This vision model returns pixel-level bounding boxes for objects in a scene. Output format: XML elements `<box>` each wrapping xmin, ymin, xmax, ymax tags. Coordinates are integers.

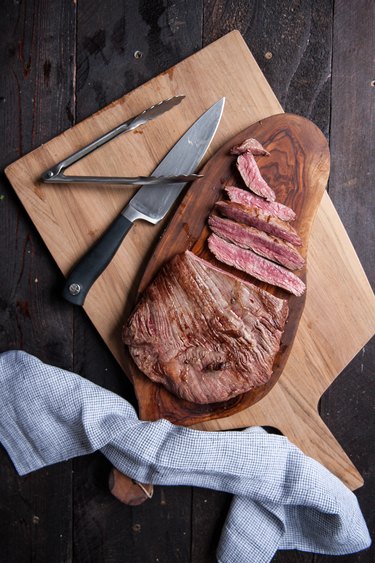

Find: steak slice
<box><xmin>236</xmin><ymin>151</ymin><xmax>276</xmax><ymax>201</ymax></box>
<box><xmin>230</xmin><ymin>137</ymin><xmax>270</xmax><ymax>156</ymax></box>
<box><xmin>123</xmin><ymin>251</ymin><xmax>289</xmax><ymax>404</ymax></box>
<box><xmin>216</xmin><ymin>201</ymin><xmax>302</xmax><ymax>246</ymax></box>
<box><xmin>225</xmin><ymin>186</ymin><xmax>296</xmax><ymax>222</ymax></box>
<box><xmin>208</xmin><ymin>215</ymin><xmax>305</xmax><ymax>270</ymax></box>
<box><xmin>208</xmin><ymin>234</ymin><xmax>306</xmax><ymax>296</ymax></box>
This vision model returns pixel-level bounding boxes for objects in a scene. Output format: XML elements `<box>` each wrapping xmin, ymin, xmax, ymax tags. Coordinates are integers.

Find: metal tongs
<box><xmin>41</xmin><ymin>95</ymin><xmax>202</xmax><ymax>186</ymax></box>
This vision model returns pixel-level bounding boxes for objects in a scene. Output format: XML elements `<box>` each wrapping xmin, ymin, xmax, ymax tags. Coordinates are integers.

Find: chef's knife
<box><xmin>62</xmin><ymin>97</ymin><xmax>225</xmax><ymax>306</ymax></box>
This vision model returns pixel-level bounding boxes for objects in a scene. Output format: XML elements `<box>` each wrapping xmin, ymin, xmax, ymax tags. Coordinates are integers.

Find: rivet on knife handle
<box><xmin>62</xmin><ymin>215</ymin><xmax>133</xmax><ymax>306</ymax></box>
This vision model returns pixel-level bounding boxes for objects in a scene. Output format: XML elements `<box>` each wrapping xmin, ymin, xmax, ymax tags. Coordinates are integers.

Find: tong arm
<box><xmin>42</xmin><ymin>173</ymin><xmax>202</xmax><ymax>186</ymax></box>
<box><xmin>41</xmin><ymin>95</ymin><xmax>185</xmax><ymax>183</ymax></box>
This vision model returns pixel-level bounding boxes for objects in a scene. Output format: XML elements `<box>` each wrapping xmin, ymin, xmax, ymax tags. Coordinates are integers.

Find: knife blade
<box><xmin>62</xmin><ymin>97</ymin><xmax>225</xmax><ymax>306</ymax></box>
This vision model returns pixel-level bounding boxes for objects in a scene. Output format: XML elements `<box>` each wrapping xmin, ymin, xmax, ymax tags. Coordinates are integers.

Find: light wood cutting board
<box><xmin>5</xmin><ymin>31</ymin><xmax>375</xmax><ymax>490</ymax></box>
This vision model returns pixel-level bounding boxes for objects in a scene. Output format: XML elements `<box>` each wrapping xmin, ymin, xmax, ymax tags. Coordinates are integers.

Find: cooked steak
<box><xmin>236</xmin><ymin>151</ymin><xmax>276</xmax><ymax>201</ymax></box>
<box><xmin>123</xmin><ymin>251</ymin><xmax>289</xmax><ymax>404</ymax></box>
<box><xmin>208</xmin><ymin>234</ymin><xmax>306</xmax><ymax>296</ymax></box>
<box><xmin>230</xmin><ymin>137</ymin><xmax>270</xmax><ymax>156</ymax></box>
<box><xmin>208</xmin><ymin>215</ymin><xmax>305</xmax><ymax>270</ymax></box>
<box><xmin>216</xmin><ymin>201</ymin><xmax>302</xmax><ymax>246</ymax></box>
<box><xmin>225</xmin><ymin>186</ymin><xmax>296</xmax><ymax>222</ymax></box>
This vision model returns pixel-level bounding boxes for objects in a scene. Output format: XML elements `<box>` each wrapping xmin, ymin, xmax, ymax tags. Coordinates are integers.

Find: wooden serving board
<box><xmin>5</xmin><ymin>31</ymin><xmax>375</xmax><ymax>490</ymax></box>
<box><xmin>129</xmin><ymin>113</ymin><xmax>330</xmax><ymax>425</ymax></box>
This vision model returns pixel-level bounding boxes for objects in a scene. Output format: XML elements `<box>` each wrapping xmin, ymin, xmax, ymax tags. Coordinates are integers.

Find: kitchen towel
<box><xmin>0</xmin><ymin>350</ymin><xmax>371</xmax><ymax>562</ymax></box>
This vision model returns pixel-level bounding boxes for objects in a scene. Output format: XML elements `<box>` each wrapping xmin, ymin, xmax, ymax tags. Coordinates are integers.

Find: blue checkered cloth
<box><xmin>0</xmin><ymin>351</ymin><xmax>371</xmax><ymax>562</ymax></box>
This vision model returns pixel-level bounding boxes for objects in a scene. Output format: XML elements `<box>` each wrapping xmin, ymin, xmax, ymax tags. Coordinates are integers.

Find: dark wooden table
<box><xmin>0</xmin><ymin>1</ymin><xmax>374</xmax><ymax>561</ymax></box>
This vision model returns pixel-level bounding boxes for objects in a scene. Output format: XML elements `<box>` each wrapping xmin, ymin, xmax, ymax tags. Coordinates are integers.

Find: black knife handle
<box><xmin>62</xmin><ymin>214</ymin><xmax>133</xmax><ymax>306</ymax></box>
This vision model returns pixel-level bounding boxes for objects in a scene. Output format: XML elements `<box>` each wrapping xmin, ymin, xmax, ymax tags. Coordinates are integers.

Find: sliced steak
<box><xmin>216</xmin><ymin>201</ymin><xmax>302</xmax><ymax>246</ymax></box>
<box><xmin>208</xmin><ymin>215</ymin><xmax>305</xmax><ymax>270</ymax></box>
<box><xmin>123</xmin><ymin>251</ymin><xmax>289</xmax><ymax>404</ymax></box>
<box><xmin>208</xmin><ymin>234</ymin><xmax>306</xmax><ymax>296</ymax></box>
<box><xmin>225</xmin><ymin>186</ymin><xmax>296</xmax><ymax>222</ymax></box>
<box><xmin>236</xmin><ymin>151</ymin><xmax>276</xmax><ymax>201</ymax></box>
<box><xmin>230</xmin><ymin>137</ymin><xmax>270</xmax><ymax>156</ymax></box>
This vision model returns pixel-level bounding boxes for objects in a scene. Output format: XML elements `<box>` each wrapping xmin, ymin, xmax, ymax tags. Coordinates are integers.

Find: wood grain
<box><xmin>130</xmin><ymin>113</ymin><xmax>330</xmax><ymax>424</ymax></box>
<box><xmin>204</xmin><ymin>0</ymin><xmax>333</xmax><ymax>138</ymax></box>
<box><xmin>4</xmin><ymin>31</ymin><xmax>375</xmax><ymax>491</ymax></box>
<box><xmin>0</xmin><ymin>1</ymin><xmax>76</xmax><ymax>562</ymax></box>
<box><xmin>77</xmin><ymin>0</ymin><xmax>203</xmax><ymax>123</ymax></box>
<box><xmin>70</xmin><ymin>5</ymin><xmax>202</xmax><ymax>563</ymax></box>
<box><xmin>1</xmin><ymin>1</ymin><xmax>374</xmax><ymax>562</ymax></box>
<box><xmin>319</xmin><ymin>1</ymin><xmax>375</xmax><ymax>558</ymax></box>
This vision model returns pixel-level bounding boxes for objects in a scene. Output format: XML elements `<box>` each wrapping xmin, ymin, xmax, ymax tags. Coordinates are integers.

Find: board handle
<box><xmin>62</xmin><ymin>214</ymin><xmax>133</xmax><ymax>306</ymax></box>
<box><xmin>109</xmin><ymin>468</ymin><xmax>153</xmax><ymax>506</ymax></box>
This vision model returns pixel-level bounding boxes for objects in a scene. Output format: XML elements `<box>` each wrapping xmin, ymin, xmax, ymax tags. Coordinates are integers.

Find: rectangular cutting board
<box><xmin>5</xmin><ymin>31</ymin><xmax>375</xmax><ymax>490</ymax></box>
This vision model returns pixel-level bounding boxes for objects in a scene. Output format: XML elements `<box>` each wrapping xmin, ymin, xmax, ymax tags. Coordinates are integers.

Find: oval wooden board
<box><xmin>125</xmin><ymin>113</ymin><xmax>330</xmax><ymax>425</ymax></box>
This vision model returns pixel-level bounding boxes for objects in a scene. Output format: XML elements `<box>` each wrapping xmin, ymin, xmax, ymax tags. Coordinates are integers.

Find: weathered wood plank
<box><xmin>318</xmin><ymin>1</ymin><xmax>375</xmax><ymax>561</ymax></box>
<box><xmin>72</xmin><ymin>2</ymin><xmax>203</xmax><ymax>562</ymax></box>
<box><xmin>0</xmin><ymin>454</ymin><xmax>73</xmax><ymax>563</ymax></box>
<box><xmin>73</xmin><ymin>453</ymin><xmax>192</xmax><ymax>563</ymax></box>
<box><xmin>191</xmin><ymin>489</ymin><xmax>231</xmax><ymax>563</ymax></box>
<box><xmin>329</xmin><ymin>0</ymin><xmax>374</xmax><ymax>282</ymax></box>
<box><xmin>76</xmin><ymin>0</ymin><xmax>203</xmax><ymax>121</ymax></box>
<box><xmin>203</xmin><ymin>0</ymin><xmax>333</xmax><ymax>137</ymax></box>
<box><xmin>201</xmin><ymin>2</ymin><xmax>330</xmax><ymax>561</ymax></box>
<box><xmin>1</xmin><ymin>0</ymin><xmax>372</xmax><ymax>561</ymax></box>
<box><xmin>0</xmin><ymin>0</ymin><xmax>76</xmax><ymax>561</ymax></box>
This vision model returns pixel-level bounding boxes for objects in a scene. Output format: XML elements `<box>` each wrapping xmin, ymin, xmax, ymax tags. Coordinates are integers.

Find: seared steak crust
<box><xmin>123</xmin><ymin>251</ymin><xmax>289</xmax><ymax>404</ymax></box>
